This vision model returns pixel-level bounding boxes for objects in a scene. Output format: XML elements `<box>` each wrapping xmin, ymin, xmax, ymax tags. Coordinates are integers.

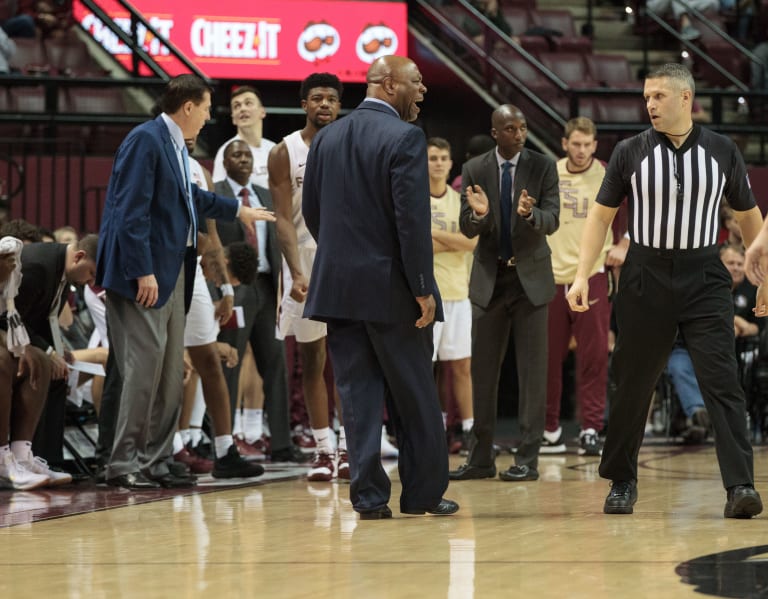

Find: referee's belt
<box><xmin>497</xmin><ymin>256</ymin><xmax>517</xmax><ymax>268</ymax></box>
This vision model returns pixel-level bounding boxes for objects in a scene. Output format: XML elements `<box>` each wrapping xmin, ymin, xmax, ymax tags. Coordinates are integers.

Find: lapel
<box><xmin>252</xmin><ymin>185</ymin><xmax>273</xmax><ymax>211</ymax></box>
<box><xmin>510</xmin><ymin>150</ymin><xmax>529</xmax><ymax>235</ymax></box>
<box><xmin>481</xmin><ymin>151</ymin><xmax>503</xmax><ymax>235</ymax></box>
<box><xmin>155</xmin><ymin>117</ymin><xmax>187</xmax><ymax>198</ymax></box>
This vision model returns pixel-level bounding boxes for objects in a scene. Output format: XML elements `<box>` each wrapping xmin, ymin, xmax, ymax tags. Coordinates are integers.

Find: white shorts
<box><xmin>276</xmin><ymin>246</ymin><xmax>326</xmax><ymax>343</ymax></box>
<box><xmin>433</xmin><ymin>298</ymin><xmax>472</xmax><ymax>361</ymax></box>
<box><xmin>184</xmin><ymin>260</ymin><xmax>220</xmax><ymax>347</ymax></box>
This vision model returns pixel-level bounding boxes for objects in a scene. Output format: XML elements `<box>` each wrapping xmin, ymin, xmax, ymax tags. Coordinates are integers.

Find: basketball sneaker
<box><xmin>578</xmin><ymin>428</ymin><xmax>603</xmax><ymax>456</ymax></box>
<box><xmin>308</xmin><ymin>451</ymin><xmax>334</xmax><ymax>482</ymax></box>
<box><xmin>337</xmin><ymin>449</ymin><xmax>350</xmax><ymax>481</ymax></box>
<box><xmin>540</xmin><ymin>427</ymin><xmax>566</xmax><ymax>454</ymax></box>
<box><xmin>0</xmin><ymin>452</ymin><xmax>49</xmax><ymax>490</ymax></box>
<box><xmin>16</xmin><ymin>455</ymin><xmax>72</xmax><ymax>486</ymax></box>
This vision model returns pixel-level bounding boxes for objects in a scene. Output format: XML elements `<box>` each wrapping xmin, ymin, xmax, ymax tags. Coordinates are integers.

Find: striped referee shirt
<box><xmin>597</xmin><ymin>125</ymin><xmax>755</xmax><ymax>249</ymax></box>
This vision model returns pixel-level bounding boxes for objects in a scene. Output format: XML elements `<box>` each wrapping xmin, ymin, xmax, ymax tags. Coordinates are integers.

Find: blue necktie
<box><xmin>181</xmin><ymin>145</ymin><xmax>197</xmax><ymax>249</ymax></box>
<box><xmin>500</xmin><ymin>161</ymin><xmax>513</xmax><ymax>260</ymax></box>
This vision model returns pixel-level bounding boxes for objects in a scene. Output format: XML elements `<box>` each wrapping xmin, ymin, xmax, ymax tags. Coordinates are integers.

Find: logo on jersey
<box><xmin>355</xmin><ymin>23</ymin><xmax>398</xmax><ymax>63</ymax></box>
<box><xmin>297</xmin><ymin>21</ymin><xmax>340</xmax><ymax>63</ymax></box>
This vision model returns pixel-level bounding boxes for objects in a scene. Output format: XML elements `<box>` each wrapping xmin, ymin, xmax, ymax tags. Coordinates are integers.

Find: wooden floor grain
<box><xmin>2</xmin><ymin>445</ymin><xmax>766</xmax><ymax>598</ymax></box>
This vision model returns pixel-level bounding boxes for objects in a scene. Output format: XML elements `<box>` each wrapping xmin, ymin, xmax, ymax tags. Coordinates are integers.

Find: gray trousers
<box><xmin>105</xmin><ymin>269</ymin><xmax>186</xmax><ymax>479</ymax></box>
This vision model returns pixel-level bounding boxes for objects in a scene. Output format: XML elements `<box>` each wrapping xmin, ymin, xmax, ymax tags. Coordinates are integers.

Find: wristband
<box><xmin>220</xmin><ymin>283</ymin><xmax>235</xmax><ymax>297</ymax></box>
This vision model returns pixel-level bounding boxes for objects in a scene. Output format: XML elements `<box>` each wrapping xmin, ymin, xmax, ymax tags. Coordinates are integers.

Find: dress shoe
<box><xmin>212</xmin><ymin>445</ymin><xmax>265</xmax><ymax>479</ymax></box>
<box><xmin>724</xmin><ymin>484</ymin><xmax>763</xmax><ymax>518</ymax></box>
<box><xmin>168</xmin><ymin>461</ymin><xmax>193</xmax><ymax>478</ymax></box>
<box><xmin>150</xmin><ymin>472</ymin><xmax>197</xmax><ymax>488</ymax></box>
<box><xmin>402</xmin><ymin>498</ymin><xmax>459</xmax><ymax>516</ymax></box>
<box><xmin>358</xmin><ymin>506</ymin><xmax>393</xmax><ymax>520</ymax></box>
<box><xmin>106</xmin><ymin>472</ymin><xmax>161</xmax><ymax>489</ymax></box>
<box><xmin>448</xmin><ymin>463</ymin><xmax>496</xmax><ymax>480</ymax></box>
<box><xmin>499</xmin><ymin>465</ymin><xmax>539</xmax><ymax>482</ymax></box>
<box><xmin>603</xmin><ymin>480</ymin><xmax>638</xmax><ymax>514</ymax></box>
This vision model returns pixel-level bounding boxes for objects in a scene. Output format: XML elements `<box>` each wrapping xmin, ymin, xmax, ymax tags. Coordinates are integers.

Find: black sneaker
<box><xmin>212</xmin><ymin>445</ymin><xmax>265</xmax><ymax>479</ymax></box>
<box><xmin>540</xmin><ymin>429</ymin><xmax>566</xmax><ymax>454</ymax></box>
<box><xmin>603</xmin><ymin>480</ymin><xmax>638</xmax><ymax>514</ymax></box>
<box><xmin>459</xmin><ymin>431</ymin><xmax>472</xmax><ymax>457</ymax></box>
<box><xmin>724</xmin><ymin>484</ymin><xmax>763</xmax><ymax>519</ymax></box>
<box><xmin>578</xmin><ymin>429</ymin><xmax>603</xmax><ymax>456</ymax></box>
<box><xmin>682</xmin><ymin>408</ymin><xmax>711</xmax><ymax>444</ymax></box>
<box><xmin>270</xmin><ymin>445</ymin><xmax>312</xmax><ymax>463</ymax></box>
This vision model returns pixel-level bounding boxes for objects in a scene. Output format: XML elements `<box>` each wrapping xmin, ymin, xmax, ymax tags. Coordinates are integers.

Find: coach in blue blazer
<box><xmin>96</xmin><ymin>75</ymin><xmax>274</xmax><ymax>489</ymax></box>
<box><xmin>302</xmin><ymin>56</ymin><xmax>457</xmax><ymax>519</ymax></box>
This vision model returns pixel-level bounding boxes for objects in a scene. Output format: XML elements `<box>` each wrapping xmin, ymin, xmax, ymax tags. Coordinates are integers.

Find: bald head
<box><xmin>491</xmin><ymin>104</ymin><xmax>528</xmax><ymax>159</ymax></box>
<box><xmin>365</xmin><ymin>55</ymin><xmax>426</xmax><ymax>122</ymax></box>
<box><xmin>492</xmin><ymin>104</ymin><xmax>524</xmax><ymax>129</ymax></box>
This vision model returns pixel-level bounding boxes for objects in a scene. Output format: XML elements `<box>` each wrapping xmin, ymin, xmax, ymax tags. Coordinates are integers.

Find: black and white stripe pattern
<box><xmin>630</xmin><ymin>144</ymin><xmax>724</xmax><ymax>249</ymax></box>
<box><xmin>598</xmin><ymin>127</ymin><xmax>755</xmax><ymax>250</ymax></box>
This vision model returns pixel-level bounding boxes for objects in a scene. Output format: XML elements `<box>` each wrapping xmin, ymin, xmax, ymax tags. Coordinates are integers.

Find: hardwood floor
<box><xmin>1</xmin><ymin>445</ymin><xmax>766</xmax><ymax>598</ymax></box>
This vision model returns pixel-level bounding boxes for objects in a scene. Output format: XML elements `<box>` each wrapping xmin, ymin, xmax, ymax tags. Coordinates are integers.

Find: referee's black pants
<box><xmin>600</xmin><ymin>243</ymin><xmax>754</xmax><ymax>489</ymax></box>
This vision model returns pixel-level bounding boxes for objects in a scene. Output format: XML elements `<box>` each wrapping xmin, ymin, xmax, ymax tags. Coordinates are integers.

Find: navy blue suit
<box><xmin>96</xmin><ymin>115</ymin><xmax>240</xmax><ymax>480</ymax></box>
<box><xmin>302</xmin><ymin>100</ymin><xmax>448</xmax><ymax>514</ymax></box>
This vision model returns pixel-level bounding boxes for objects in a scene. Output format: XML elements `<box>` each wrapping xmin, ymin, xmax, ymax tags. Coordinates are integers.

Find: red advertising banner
<box><xmin>73</xmin><ymin>0</ymin><xmax>407</xmax><ymax>82</ymax></box>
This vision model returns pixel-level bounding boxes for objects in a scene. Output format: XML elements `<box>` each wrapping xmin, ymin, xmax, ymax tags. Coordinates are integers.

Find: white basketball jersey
<box><xmin>283</xmin><ymin>130</ymin><xmax>314</xmax><ymax>249</ymax></box>
<box><xmin>189</xmin><ymin>156</ymin><xmax>210</xmax><ymax>191</ymax></box>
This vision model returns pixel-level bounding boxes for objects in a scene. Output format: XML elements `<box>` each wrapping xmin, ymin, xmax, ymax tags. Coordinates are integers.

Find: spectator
<box><xmin>212</xmin><ymin>86</ymin><xmax>275</xmax><ymax>189</ymax></box>
<box><xmin>645</xmin><ymin>0</ymin><xmax>719</xmax><ymax>41</ymax></box>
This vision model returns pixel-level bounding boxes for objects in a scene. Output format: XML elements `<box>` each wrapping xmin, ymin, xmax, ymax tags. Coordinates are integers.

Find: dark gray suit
<box><xmin>213</xmin><ymin>179</ymin><xmax>292</xmax><ymax>454</ymax></box>
<box><xmin>459</xmin><ymin>147</ymin><xmax>559</xmax><ymax>470</ymax></box>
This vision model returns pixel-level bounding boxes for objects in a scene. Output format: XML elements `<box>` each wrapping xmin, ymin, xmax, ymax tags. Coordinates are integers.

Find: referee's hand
<box><xmin>566</xmin><ymin>277</ymin><xmax>590</xmax><ymax>312</ymax></box>
<box><xmin>745</xmin><ymin>239</ymin><xmax>768</xmax><ymax>287</ymax></box>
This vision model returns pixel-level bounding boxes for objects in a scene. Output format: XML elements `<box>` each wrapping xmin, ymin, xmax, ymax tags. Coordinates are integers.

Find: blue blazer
<box><xmin>96</xmin><ymin>116</ymin><xmax>239</xmax><ymax>307</ymax></box>
<box><xmin>302</xmin><ymin>100</ymin><xmax>442</xmax><ymax>324</ymax></box>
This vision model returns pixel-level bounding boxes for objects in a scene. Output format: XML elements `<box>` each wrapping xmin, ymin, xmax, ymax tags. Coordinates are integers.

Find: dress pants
<box><xmin>600</xmin><ymin>243</ymin><xmax>753</xmax><ymax>488</ymax></box>
<box><xmin>327</xmin><ymin>319</ymin><xmax>448</xmax><ymax>513</ymax></box>
<box><xmin>105</xmin><ymin>268</ymin><xmax>186</xmax><ymax>479</ymax></box>
<box><xmin>248</xmin><ymin>273</ymin><xmax>291</xmax><ymax>452</ymax></box>
<box><xmin>468</xmin><ymin>265</ymin><xmax>548</xmax><ymax>469</ymax></box>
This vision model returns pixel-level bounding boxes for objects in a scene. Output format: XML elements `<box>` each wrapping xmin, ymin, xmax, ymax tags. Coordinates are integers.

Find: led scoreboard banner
<box><xmin>73</xmin><ymin>0</ymin><xmax>407</xmax><ymax>82</ymax></box>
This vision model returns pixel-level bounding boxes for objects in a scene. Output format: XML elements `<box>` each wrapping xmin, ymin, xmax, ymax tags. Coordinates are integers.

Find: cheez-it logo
<box><xmin>355</xmin><ymin>23</ymin><xmax>398</xmax><ymax>64</ymax></box>
<box><xmin>297</xmin><ymin>21</ymin><xmax>340</xmax><ymax>63</ymax></box>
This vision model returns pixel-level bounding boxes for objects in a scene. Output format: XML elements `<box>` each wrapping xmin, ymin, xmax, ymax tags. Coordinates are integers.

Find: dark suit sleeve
<box><xmin>16</xmin><ymin>262</ymin><xmax>53</xmax><ymax>351</ymax></box>
<box><xmin>392</xmin><ymin>127</ymin><xmax>433</xmax><ymax>298</ymax></box>
<box><xmin>302</xmin><ymin>140</ymin><xmax>321</xmax><ymax>241</ymax></box>
<box><xmin>459</xmin><ymin>160</ymin><xmax>493</xmax><ymax>238</ymax></box>
<box><xmin>527</xmin><ymin>158</ymin><xmax>559</xmax><ymax>235</ymax></box>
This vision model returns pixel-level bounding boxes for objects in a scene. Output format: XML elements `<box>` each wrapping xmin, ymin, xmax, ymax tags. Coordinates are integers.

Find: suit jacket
<box><xmin>213</xmin><ymin>179</ymin><xmax>281</xmax><ymax>291</ymax></box>
<box><xmin>302</xmin><ymin>100</ymin><xmax>442</xmax><ymax>324</ymax></box>
<box><xmin>0</xmin><ymin>242</ymin><xmax>68</xmax><ymax>351</ymax></box>
<box><xmin>96</xmin><ymin>115</ymin><xmax>240</xmax><ymax>308</ymax></box>
<box><xmin>459</xmin><ymin>147</ymin><xmax>560</xmax><ymax>308</ymax></box>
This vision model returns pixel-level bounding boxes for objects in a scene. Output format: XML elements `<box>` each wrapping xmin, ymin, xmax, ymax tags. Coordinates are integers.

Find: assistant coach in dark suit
<box><xmin>97</xmin><ymin>75</ymin><xmax>273</xmax><ymax>489</ymax></box>
<box><xmin>302</xmin><ymin>55</ymin><xmax>457</xmax><ymax>519</ymax></box>
<box><xmin>451</xmin><ymin>104</ymin><xmax>560</xmax><ymax>483</ymax></box>
<box><xmin>213</xmin><ymin>140</ymin><xmax>297</xmax><ymax>463</ymax></box>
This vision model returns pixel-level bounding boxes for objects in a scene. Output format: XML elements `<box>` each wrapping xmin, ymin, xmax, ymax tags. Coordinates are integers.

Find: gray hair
<box><xmin>646</xmin><ymin>63</ymin><xmax>695</xmax><ymax>97</ymax></box>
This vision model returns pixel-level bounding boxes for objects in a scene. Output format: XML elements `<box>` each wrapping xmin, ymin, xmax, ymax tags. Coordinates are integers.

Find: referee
<box><xmin>567</xmin><ymin>63</ymin><xmax>764</xmax><ymax>519</ymax></box>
